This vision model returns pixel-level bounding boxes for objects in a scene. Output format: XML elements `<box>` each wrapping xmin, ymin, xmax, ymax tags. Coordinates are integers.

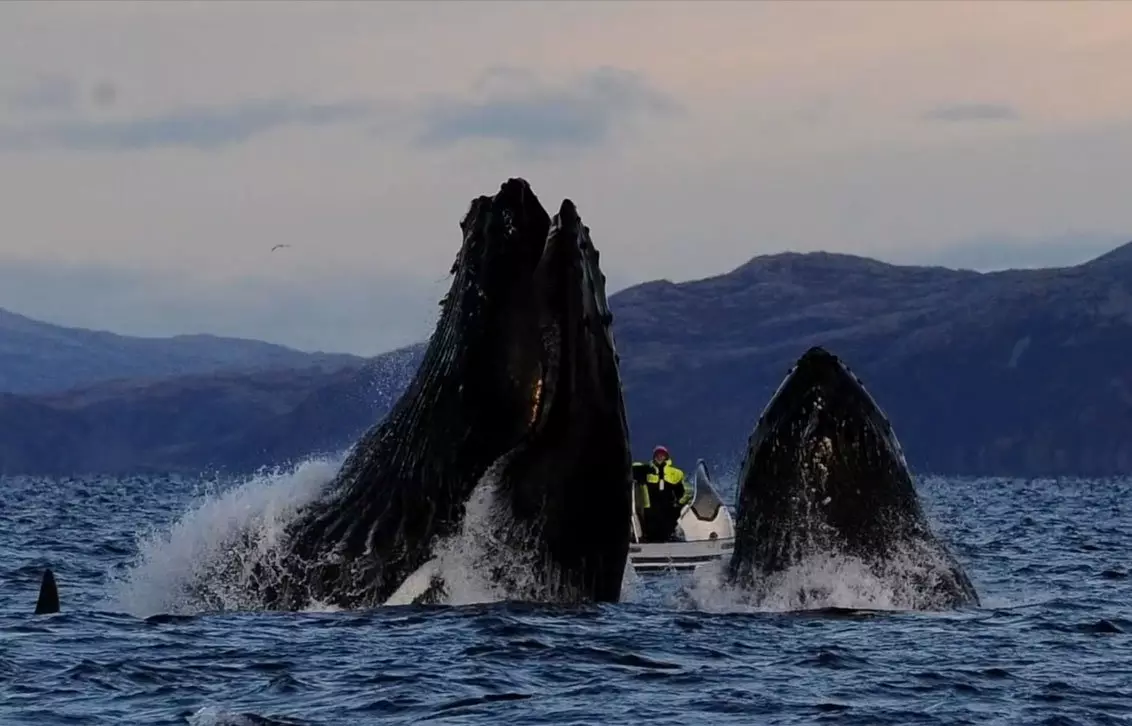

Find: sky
<box><xmin>1</xmin><ymin>1</ymin><xmax>1131</xmax><ymax>356</ymax></box>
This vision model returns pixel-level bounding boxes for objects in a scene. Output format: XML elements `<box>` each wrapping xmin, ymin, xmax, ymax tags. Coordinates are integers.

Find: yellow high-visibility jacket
<box><xmin>633</xmin><ymin>460</ymin><xmax>691</xmax><ymax>510</ymax></box>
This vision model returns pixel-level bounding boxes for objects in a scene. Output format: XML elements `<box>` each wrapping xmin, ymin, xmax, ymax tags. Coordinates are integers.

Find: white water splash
<box><xmin>619</xmin><ymin>557</ymin><xmax>641</xmax><ymax>603</ymax></box>
<box><xmin>427</xmin><ymin>472</ymin><xmax>512</xmax><ymax>605</ymax></box>
<box><xmin>105</xmin><ymin>442</ymin><xmax>969</xmax><ymax>619</ymax></box>
<box><xmin>420</xmin><ymin>464</ymin><xmax>642</xmax><ymax>606</ymax></box>
<box><xmin>682</xmin><ymin>537</ymin><xmax>974</xmax><ymax>614</ymax></box>
<box><xmin>423</xmin><ymin>466</ymin><xmax>560</xmax><ymax>606</ymax></box>
<box><xmin>187</xmin><ymin>705</ymin><xmax>269</xmax><ymax>726</ymax></box>
<box><xmin>107</xmin><ymin>447</ymin><xmax>637</xmax><ymax>617</ymax></box>
<box><xmin>106</xmin><ymin>457</ymin><xmax>343</xmax><ymax>618</ymax></box>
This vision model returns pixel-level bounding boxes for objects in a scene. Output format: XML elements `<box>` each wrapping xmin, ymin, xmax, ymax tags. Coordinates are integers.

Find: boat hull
<box><xmin>628</xmin><ymin>537</ymin><xmax>734</xmax><ymax>573</ymax></box>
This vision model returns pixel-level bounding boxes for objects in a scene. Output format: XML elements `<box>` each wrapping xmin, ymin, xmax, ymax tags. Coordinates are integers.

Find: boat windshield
<box><xmin>687</xmin><ymin>459</ymin><xmax>724</xmax><ymax>521</ymax></box>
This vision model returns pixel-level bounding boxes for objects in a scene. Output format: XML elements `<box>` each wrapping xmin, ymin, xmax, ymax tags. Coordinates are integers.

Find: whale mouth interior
<box><xmin>531</xmin><ymin>322</ymin><xmax>560</xmax><ymax>431</ymax></box>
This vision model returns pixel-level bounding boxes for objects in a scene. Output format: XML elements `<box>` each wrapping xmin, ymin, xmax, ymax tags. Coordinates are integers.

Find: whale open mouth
<box><xmin>377</xmin><ymin>191</ymin><xmax>633</xmax><ymax>608</ymax></box>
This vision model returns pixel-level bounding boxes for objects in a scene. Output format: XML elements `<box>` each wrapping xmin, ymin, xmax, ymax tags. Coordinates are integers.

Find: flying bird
<box><xmin>271</xmin><ymin>244</ymin><xmax>291</xmax><ymax>252</ymax></box>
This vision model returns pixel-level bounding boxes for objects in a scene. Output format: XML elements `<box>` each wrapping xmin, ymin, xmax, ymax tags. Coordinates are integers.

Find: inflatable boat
<box><xmin>628</xmin><ymin>459</ymin><xmax>735</xmax><ymax>573</ymax></box>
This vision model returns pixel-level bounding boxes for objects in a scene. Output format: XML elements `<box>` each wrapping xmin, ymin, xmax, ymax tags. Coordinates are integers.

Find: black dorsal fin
<box><xmin>35</xmin><ymin>568</ymin><xmax>60</xmax><ymax>615</ymax></box>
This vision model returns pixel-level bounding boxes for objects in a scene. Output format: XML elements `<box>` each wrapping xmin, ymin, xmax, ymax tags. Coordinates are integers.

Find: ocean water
<box><xmin>2</xmin><ymin>461</ymin><xmax>1130</xmax><ymax>725</ymax></box>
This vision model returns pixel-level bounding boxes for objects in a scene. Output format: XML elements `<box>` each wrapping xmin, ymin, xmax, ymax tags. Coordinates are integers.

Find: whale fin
<box><xmin>383</xmin><ymin>558</ymin><xmax>447</xmax><ymax>607</ymax></box>
<box><xmin>35</xmin><ymin>568</ymin><xmax>59</xmax><ymax>615</ymax></box>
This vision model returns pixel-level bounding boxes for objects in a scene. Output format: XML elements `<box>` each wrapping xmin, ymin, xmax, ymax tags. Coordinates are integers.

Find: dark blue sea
<box><xmin>2</xmin><ymin>459</ymin><xmax>1130</xmax><ymax>725</ymax></box>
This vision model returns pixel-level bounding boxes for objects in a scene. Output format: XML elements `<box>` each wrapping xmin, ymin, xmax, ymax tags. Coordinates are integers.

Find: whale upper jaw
<box><xmin>748</xmin><ymin>346</ymin><xmax>910</xmax><ymax>474</ymax></box>
<box><xmin>735</xmin><ymin>345</ymin><xmax>923</xmax><ymax>557</ymax></box>
<box><xmin>728</xmin><ymin>346</ymin><xmax>980</xmax><ymax>609</ymax></box>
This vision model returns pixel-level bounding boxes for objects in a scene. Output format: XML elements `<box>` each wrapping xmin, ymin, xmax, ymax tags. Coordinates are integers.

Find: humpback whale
<box><xmin>726</xmin><ymin>346</ymin><xmax>979</xmax><ymax>609</ymax></box>
<box><xmin>249</xmin><ymin>179</ymin><xmax>631</xmax><ymax>609</ymax></box>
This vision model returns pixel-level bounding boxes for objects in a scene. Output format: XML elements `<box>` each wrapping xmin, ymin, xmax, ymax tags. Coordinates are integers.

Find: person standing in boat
<box><xmin>632</xmin><ymin>445</ymin><xmax>693</xmax><ymax>542</ymax></box>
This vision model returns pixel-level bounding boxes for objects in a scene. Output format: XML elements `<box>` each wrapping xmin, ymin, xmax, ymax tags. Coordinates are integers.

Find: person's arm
<box><xmin>678</xmin><ymin>471</ymin><xmax>693</xmax><ymax>506</ymax></box>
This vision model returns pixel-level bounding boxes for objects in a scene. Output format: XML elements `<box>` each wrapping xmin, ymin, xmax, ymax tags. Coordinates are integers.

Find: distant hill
<box><xmin>614</xmin><ymin>243</ymin><xmax>1132</xmax><ymax>477</ymax></box>
<box><xmin>2</xmin><ymin>241</ymin><xmax>1130</xmax><ymax>478</ymax></box>
<box><xmin>0</xmin><ymin>344</ymin><xmax>422</xmax><ymax>476</ymax></box>
<box><xmin>0</xmin><ymin>307</ymin><xmax>365</xmax><ymax>394</ymax></box>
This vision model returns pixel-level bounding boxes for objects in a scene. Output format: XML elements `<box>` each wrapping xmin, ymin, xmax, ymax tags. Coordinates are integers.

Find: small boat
<box><xmin>629</xmin><ymin>458</ymin><xmax>736</xmax><ymax>574</ymax></box>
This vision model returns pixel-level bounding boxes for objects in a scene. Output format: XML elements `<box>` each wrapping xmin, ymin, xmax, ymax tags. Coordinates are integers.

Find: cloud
<box><xmin>0</xmin><ymin>96</ymin><xmax>374</xmax><ymax>153</ymax></box>
<box><xmin>1</xmin><ymin>2</ymin><xmax>1131</xmax><ymax>332</ymax></box>
<box><xmin>922</xmin><ymin>103</ymin><xmax>1021</xmax><ymax>123</ymax></box>
<box><xmin>1</xmin><ymin>65</ymin><xmax>682</xmax><ymax>156</ymax></box>
<box><xmin>414</xmin><ymin>67</ymin><xmax>680</xmax><ymax>153</ymax></box>
<box><xmin>903</xmin><ymin>233</ymin><xmax>1128</xmax><ymax>272</ymax></box>
<box><xmin>3</xmin><ymin>74</ymin><xmax>81</xmax><ymax>113</ymax></box>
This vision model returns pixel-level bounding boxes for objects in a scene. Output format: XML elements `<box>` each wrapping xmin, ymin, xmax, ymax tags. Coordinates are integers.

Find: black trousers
<box><xmin>641</xmin><ymin>486</ymin><xmax>681</xmax><ymax>542</ymax></box>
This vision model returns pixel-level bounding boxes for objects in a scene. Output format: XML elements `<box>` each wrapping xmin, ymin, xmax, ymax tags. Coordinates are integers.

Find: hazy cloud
<box><xmin>0</xmin><ymin>97</ymin><xmax>374</xmax><ymax>153</ymax></box>
<box><xmin>922</xmin><ymin>103</ymin><xmax>1021</xmax><ymax>123</ymax></box>
<box><xmin>91</xmin><ymin>81</ymin><xmax>118</xmax><ymax>108</ymax></box>
<box><xmin>904</xmin><ymin>234</ymin><xmax>1127</xmax><ymax>272</ymax></box>
<box><xmin>3</xmin><ymin>75</ymin><xmax>120</xmax><ymax>115</ymax></box>
<box><xmin>3</xmin><ymin>74</ymin><xmax>80</xmax><ymax>113</ymax></box>
<box><xmin>415</xmin><ymin>67</ymin><xmax>680</xmax><ymax>152</ymax></box>
<box><xmin>0</xmin><ymin>261</ymin><xmax>449</xmax><ymax>356</ymax></box>
<box><xmin>3</xmin><ymin>237</ymin><xmax>1125</xmax><ymax>357</ymax></box>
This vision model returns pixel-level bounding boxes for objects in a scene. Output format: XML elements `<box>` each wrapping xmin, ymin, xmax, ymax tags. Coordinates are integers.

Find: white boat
<box><xmin>628</xmin><ymin>458</ymin><xmax>735</xmax><ymax>573</ymax></box>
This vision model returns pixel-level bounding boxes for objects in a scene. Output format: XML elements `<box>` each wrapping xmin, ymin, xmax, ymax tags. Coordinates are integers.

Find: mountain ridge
<box><xmin>0</xmin><ymin>305</ymin><xmax>366</xmax><ymax>395</ymax></box>
<box><xmin>2</xmin><ymin>240</ymin><xmax>1130</xmax><ymax>478</ymax></box>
